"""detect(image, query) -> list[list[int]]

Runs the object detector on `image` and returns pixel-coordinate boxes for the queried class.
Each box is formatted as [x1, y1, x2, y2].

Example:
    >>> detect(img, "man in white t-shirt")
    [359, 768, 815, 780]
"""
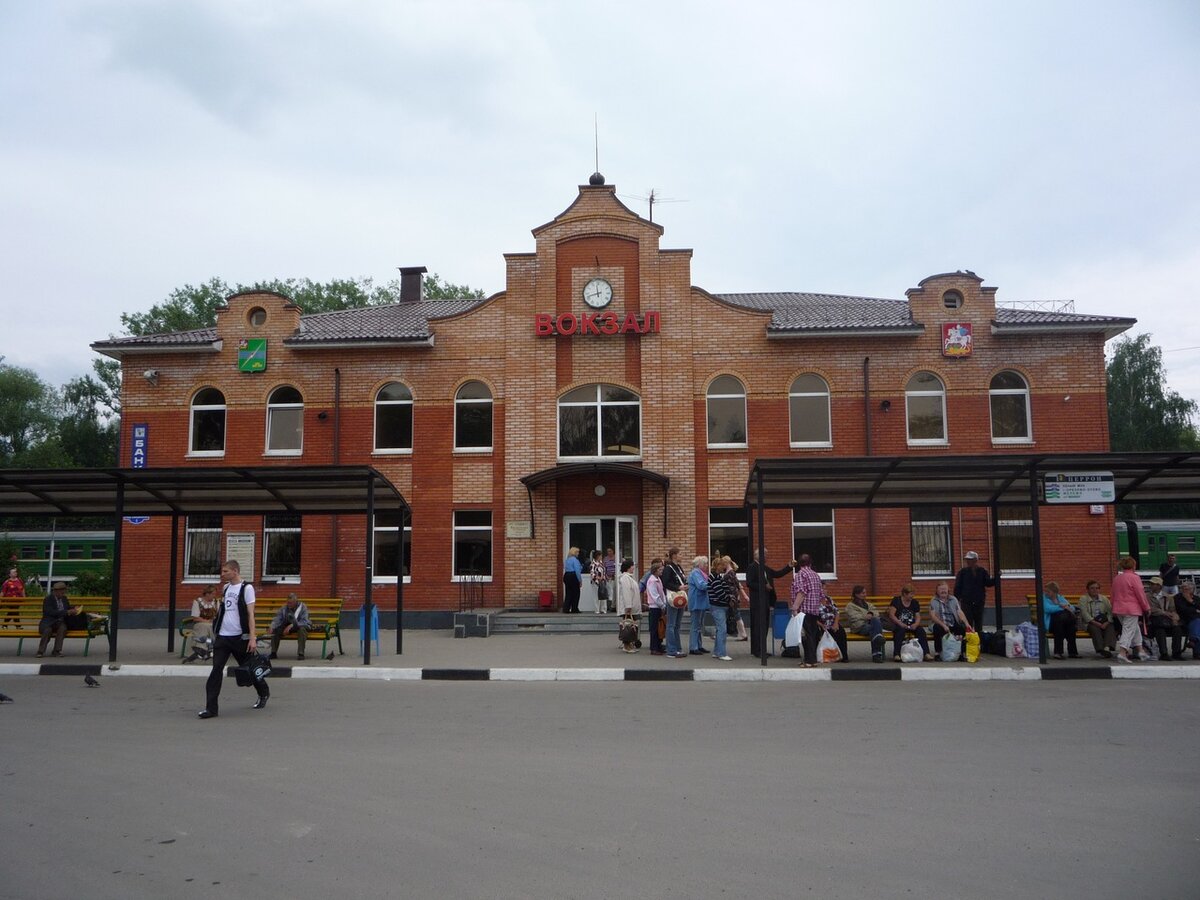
[198, 559, 269, 719]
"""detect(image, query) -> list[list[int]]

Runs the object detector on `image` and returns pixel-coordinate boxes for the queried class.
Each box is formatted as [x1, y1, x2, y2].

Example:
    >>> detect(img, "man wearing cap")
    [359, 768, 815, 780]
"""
[954, 551, 995, 634]
[1158, 554, 1181, 597]
[37, 582, 81, 658]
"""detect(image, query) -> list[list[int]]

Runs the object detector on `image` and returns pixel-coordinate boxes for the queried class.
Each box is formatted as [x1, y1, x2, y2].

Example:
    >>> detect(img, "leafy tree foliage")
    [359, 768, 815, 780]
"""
[0, 362, 59, 462]
[1107, 333, 1200, 452]
[120, 274, 487, 336]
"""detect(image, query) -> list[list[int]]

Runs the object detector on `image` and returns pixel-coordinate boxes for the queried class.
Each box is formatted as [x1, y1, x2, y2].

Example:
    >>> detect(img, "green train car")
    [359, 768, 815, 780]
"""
[1116, 520, 1200, 577]
[0, 530, 114, 591]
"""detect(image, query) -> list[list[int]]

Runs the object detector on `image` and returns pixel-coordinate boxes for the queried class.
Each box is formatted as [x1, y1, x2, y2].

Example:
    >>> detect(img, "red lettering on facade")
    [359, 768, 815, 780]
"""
[642, 311, 660, 333]
[534, 314, 554, 335]
[535, 311, 661, 336]
[599, 313, 619, 335]
[580, 313, 601, 335]
[555, 314, 578, 335]
[619, 314, 640, 334]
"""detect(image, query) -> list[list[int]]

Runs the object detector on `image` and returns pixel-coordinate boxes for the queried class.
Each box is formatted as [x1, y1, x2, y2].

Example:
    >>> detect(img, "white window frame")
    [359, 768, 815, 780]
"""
[791, 507, 837, 579]
[706, 376, 748, 449]
[183, 515, 222, 582]
[371, 512, 412, 584]
[788, 374, 832, 448]
[374, 382, 414, 455]
[451, 510, 493, 583]
[997, 506, 1035, 577]
[265, 386, 304, 456]
[910, 506, 952, 577]
[188, 388, 226, 458]
[262, 514, 302, 583]
[454, 381, 493, 453]
[557, 384, 642, 462]
[905, 372, 948, 446]
[989, 371, 1033, 444]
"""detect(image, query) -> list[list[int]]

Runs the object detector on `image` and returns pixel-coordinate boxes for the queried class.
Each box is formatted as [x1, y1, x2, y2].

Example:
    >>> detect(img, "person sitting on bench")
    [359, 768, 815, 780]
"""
[268, 593, 312, 660]
[37, 582, 81, 658]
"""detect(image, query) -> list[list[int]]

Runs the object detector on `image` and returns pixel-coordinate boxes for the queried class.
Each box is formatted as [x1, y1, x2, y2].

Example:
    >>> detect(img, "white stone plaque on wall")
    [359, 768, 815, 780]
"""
[226, 532, 255, 581]
[506, 520, 533, 539]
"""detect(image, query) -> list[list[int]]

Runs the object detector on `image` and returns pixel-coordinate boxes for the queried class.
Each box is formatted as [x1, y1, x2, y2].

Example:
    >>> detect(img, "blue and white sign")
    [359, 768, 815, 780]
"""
[131, 423, 149, 469]
[1044, 471, 1115, 504]
[124, 516, 150, 525]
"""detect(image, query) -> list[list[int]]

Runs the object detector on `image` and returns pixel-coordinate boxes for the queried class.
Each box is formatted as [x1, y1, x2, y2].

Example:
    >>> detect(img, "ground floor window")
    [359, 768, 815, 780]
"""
[997, 505, 1034, 575]
[792, 506, 835, 577]
[910, 505, 952, 576]
[708, 507, 749, 573]
[453, 510, 492, 581]
[185, 515, 222, 579]
[263, 514, 302, 581]
[373, 510, 412, 582]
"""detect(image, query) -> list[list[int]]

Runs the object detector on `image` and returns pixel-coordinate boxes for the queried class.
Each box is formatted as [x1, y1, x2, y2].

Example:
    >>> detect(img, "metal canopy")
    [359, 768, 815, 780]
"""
[743, 452, 1200, 509]
[0, 466, 409, 517]
[519, 462, 671, 537]
[0, 466, 408, 666]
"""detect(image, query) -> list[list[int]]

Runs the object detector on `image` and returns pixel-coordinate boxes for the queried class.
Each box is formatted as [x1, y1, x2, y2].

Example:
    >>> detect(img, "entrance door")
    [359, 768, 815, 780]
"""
[563, 516, 638, 613]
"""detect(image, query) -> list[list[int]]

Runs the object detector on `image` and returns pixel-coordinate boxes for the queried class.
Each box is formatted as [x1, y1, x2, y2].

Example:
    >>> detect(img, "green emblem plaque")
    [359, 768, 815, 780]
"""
[238, 338, 267, 372]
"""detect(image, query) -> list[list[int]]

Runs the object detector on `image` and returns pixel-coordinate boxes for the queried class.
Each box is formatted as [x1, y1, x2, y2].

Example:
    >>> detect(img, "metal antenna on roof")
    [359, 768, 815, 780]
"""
[594, 113, 599, 173]
[617, 188, 688, 223]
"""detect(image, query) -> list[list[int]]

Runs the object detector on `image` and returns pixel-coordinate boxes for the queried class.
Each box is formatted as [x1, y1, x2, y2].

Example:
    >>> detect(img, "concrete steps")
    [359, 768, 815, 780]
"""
[490, 612, 626, 635]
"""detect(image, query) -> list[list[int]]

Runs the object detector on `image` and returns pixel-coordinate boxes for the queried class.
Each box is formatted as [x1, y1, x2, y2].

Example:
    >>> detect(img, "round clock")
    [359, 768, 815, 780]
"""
[581, 277, 613, 309]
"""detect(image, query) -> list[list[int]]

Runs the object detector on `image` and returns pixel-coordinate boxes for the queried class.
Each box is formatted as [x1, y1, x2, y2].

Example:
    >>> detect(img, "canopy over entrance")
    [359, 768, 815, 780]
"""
[519, 462, 671, 536]
[0, 466, 409, 664]
[742, 452, 1200, 665]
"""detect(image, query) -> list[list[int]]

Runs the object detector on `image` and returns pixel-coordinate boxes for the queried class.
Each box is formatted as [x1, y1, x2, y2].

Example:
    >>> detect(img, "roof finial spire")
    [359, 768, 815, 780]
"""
[589, 113, 605, 185]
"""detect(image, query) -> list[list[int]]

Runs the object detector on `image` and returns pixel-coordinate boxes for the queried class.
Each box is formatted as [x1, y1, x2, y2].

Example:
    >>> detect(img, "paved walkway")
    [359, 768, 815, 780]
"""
[2, 626, 1198, 681]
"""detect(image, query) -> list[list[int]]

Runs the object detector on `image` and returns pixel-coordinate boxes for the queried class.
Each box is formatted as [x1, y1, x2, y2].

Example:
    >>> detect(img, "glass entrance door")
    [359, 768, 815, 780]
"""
[563, 516, 638, 613]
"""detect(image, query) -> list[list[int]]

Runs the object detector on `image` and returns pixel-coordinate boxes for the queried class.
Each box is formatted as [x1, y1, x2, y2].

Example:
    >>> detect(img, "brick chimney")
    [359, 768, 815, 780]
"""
[398, 266, 427, 303]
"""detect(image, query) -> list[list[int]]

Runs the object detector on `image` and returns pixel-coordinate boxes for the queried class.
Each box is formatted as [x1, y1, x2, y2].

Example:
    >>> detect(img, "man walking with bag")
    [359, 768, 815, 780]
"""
[198, 559, 269, 719]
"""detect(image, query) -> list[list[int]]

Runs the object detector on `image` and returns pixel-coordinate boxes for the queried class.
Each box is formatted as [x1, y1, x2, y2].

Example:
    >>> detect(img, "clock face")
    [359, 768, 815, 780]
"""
[582, 277, 613, 309]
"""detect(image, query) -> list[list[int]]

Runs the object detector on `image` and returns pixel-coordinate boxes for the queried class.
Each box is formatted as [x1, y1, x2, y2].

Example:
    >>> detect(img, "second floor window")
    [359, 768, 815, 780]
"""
[990, 371, 1031, 442]
[266, 386, 304, 454]
[454, 381, 493, 451]
[706, 375, 747, 447]
[190, 388, 226, 455]
[789, 374, 831, 447]
[558, 384, 640, 459]
[906, 372, 947, 445]
[375, 382, 414, 452]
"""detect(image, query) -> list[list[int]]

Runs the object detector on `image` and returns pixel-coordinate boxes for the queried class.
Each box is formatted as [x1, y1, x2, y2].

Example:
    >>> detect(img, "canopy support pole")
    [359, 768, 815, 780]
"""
[167, 514, 179, 652]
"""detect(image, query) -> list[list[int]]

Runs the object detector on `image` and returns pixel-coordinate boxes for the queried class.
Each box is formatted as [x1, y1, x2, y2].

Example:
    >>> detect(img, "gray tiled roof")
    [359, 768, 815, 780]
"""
[992, 307, 1134, 327]
[715, 292, 919, 332]
[92, 326, 218, 348]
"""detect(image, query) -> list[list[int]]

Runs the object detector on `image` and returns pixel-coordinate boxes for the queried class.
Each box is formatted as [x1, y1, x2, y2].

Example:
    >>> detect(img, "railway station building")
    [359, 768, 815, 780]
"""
[93, 176, 1135, 624]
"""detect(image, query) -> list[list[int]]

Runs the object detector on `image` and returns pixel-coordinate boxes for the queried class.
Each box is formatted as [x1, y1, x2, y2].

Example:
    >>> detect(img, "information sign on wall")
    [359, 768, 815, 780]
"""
[131, 423, 148, 468]
[225, 533, 256, 581]
[1043, 472, 1115, 504]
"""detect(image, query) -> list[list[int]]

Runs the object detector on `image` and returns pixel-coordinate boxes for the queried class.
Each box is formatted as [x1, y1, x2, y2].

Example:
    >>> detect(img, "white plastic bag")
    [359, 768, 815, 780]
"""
[1005, 631, 1026, 658]
[784, 613, 804, 648]
[818, 630, 842, 663]
[899, 639, 923, 663]
[940, 633, 962, 662]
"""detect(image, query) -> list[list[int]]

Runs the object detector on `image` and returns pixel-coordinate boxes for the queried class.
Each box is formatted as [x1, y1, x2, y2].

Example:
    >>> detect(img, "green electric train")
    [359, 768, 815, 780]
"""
[1116, 520, 1200, 576]
[0, 530, 114, 591]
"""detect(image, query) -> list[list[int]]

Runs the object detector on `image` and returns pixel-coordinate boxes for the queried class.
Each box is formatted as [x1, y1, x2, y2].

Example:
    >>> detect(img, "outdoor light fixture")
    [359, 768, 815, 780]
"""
[880, 399, 891, 411]
[317, 411, 328, 420]
[594, 484, 606, 497]
[143, 369, 159, 386]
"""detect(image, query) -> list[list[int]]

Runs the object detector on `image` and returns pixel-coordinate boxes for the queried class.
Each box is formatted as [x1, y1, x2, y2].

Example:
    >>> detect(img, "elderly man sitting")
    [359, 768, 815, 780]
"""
[268, 593, 312, 660]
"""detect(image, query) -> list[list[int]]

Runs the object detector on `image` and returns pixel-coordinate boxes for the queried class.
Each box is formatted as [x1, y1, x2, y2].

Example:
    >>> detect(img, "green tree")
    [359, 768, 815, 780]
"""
[0, 362, 59, 463]
[119, 274, 486, 336]
[1106, 333, 1200, 452]
[58, 371, 119, 467]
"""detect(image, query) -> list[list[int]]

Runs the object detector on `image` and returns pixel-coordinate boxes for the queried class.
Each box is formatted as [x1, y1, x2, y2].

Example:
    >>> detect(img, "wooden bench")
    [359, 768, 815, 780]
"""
[1025, 595, 1092, 638]
[0, 596, 111, 657]
[775, 596, 977, 641]
[179, 597, 345, 659]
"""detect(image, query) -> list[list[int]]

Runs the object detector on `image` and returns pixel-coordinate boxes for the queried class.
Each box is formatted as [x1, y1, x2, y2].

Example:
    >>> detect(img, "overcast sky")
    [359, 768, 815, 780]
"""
[3, 1, 1198, 404]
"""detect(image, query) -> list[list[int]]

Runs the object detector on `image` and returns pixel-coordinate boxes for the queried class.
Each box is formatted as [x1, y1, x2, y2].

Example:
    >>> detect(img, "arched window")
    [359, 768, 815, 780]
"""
[454, 381, 493, 451]
[706, 375, 747, 447]
[374, 382, 413, 452]
[189, 387, 226, 455]
[990, 371, 1031, 442]
[905, 372, 946, 445]
[266, 386, 303, 454]
[788, 374, 831, 447]
[558, 384, 641, 459]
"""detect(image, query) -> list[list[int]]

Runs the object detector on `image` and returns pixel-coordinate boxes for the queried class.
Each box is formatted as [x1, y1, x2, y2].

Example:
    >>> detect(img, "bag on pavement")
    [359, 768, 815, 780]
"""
[964, 631, 980, 663]
[940, 633, 962, 662]
[1005, 631, 1026, 659]
[899, 639, 923, 663]
[1016, 621, 1040, 659]
[818, 630, 841, 663]
[784, 613, 805, 648]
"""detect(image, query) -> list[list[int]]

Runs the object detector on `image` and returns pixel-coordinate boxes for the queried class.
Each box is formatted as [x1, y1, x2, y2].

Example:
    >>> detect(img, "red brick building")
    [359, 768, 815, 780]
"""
[93, 178, 1134, 624]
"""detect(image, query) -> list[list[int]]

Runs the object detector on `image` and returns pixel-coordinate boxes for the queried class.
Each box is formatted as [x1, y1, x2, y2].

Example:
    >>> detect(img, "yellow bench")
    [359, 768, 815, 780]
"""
[179, 597, 345, 659]
[0, 597, 111, 657]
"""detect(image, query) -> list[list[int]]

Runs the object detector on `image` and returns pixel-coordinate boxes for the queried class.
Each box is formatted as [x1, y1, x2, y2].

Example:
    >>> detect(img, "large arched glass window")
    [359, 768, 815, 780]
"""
[789, 374, 831, 447]
[375, 382, 413, 452]
[905, 372, 946, 445]
[989, 371, 1031, 442]
[189, 388, 226, 456]
[558, 384, 641, 459]
[266, 386, 304, 454]
[706, 375, 747, 447]
[454, 381, 493, 451]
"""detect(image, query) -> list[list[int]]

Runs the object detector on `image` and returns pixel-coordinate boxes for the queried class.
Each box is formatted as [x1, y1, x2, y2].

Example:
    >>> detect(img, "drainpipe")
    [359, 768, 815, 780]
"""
[330, 367, 341, 597]
[864, 356, 876, 594]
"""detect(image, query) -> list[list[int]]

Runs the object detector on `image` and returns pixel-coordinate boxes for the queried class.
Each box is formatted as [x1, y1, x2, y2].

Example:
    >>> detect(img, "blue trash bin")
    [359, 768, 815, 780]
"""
[358, 604, 380, 656]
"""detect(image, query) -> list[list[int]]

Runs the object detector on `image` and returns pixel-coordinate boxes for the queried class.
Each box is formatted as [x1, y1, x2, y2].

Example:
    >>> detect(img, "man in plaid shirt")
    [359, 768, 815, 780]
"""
[789, 554, 826, 667]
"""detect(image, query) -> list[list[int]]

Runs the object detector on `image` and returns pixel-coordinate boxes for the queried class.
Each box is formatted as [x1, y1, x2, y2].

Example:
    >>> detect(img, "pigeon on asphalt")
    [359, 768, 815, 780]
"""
[84, 675, 100, 687]
[0, 692, 13, 703]
[325, 651, 335, 661]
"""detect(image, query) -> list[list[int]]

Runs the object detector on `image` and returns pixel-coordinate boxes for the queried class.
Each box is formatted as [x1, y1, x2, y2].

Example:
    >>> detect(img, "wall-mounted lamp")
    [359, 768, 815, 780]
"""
[880, 399, 891, 412]
[594, 484, 606, 497]
[317, 411, 328, 420]
[1063, 395, 1071, 402]
[143, 369, 159, 386]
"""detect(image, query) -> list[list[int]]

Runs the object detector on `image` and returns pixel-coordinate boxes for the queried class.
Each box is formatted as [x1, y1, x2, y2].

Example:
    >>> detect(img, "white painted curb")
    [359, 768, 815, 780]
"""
[549, 668, 625, 681]
[0, 664, 42, 676]
[762, 668, 832, 681]
[694, 668, 765, 682]
[490, 668, 557, 681]
[1112, 664, 1200, 679]
[291, 667, 422, 680]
